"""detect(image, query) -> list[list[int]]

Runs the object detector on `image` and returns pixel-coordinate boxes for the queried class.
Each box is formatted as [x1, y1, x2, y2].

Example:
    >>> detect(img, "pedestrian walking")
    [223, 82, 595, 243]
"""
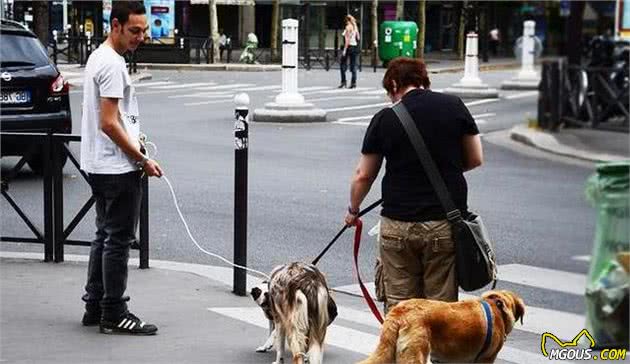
[80, 1, 163, 335]
[489, 27, 500, 57]
[338, 14, 360, 89]
[344, 58, 483, 313]
[219, 29, 228, 61]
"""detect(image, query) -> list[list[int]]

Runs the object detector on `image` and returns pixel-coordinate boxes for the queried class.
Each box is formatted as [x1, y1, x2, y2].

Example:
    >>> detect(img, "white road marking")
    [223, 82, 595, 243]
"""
[334, 282, 585, 342]
[336, 115, 374, 122]
[572, 255, 591, 262]
[208, 306, 570, 363]
[332, 121, 370, 126]
[208, 307, 378, 355]
[315, 87, 374, 94]
[169, 92, 233, 99]
[240, 85, 282, 92]
[307, 96, 381, 103]
[359, 89, 386, 95]
[472, 113, 496, 119]
[184, 98, 234, 106]
[324, 102, 390, 113]
[151, 82, 212, 90]
[133, 81, 175, 88]
[505, 91, 539, 99]
[464, 98, 501, 107]
[497, 264, 586, 296]
[194, 83, 256, 91]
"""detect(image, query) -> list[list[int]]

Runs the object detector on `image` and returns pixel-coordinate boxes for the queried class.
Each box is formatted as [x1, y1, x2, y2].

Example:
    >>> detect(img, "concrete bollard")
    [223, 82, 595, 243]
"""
[253, 19, 326, 123]
[275, 19, 304, 105]
[444, 32, 498, 98]
[502, 21, 540, 90]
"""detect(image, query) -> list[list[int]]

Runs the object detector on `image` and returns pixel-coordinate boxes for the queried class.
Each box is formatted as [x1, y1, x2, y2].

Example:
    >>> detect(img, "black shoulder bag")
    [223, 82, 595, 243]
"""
[391, 102, 497, 292]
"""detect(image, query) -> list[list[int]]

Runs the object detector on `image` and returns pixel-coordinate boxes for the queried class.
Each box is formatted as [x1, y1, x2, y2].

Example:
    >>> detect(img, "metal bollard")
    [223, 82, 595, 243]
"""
[52, 30, 58, 64]
[233, 93, 250, 296]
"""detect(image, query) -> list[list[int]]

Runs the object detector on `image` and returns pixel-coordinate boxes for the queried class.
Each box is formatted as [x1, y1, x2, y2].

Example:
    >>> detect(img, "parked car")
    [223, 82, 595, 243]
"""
[0, 19, 71, 174]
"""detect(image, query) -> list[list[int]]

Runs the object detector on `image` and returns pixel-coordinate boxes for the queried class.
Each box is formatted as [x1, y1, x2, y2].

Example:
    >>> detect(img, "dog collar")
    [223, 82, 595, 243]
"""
[474, 300, 494, 362]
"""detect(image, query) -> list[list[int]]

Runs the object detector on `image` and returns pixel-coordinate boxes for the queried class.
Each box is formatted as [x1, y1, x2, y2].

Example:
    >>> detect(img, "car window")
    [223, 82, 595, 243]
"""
[0, 33, 50, 68]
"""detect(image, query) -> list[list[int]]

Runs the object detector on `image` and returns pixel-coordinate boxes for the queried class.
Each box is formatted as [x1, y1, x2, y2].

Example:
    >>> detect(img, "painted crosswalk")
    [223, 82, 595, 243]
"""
[208, 262, 588, 364]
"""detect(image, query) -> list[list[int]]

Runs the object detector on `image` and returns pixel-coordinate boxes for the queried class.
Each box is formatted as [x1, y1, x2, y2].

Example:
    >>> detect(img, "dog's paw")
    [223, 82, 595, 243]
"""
[272, 360, 284, 364]
[256, 344, 272, 353]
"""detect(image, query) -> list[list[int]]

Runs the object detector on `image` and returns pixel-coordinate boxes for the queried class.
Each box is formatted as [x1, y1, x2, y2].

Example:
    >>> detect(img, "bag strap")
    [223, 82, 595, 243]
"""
[391, 102, 462, 222]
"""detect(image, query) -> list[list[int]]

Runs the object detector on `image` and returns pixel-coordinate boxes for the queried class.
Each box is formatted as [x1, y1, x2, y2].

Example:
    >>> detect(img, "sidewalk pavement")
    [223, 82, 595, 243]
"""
[510, 124, 629, 163]
[0, 252, 368, 364]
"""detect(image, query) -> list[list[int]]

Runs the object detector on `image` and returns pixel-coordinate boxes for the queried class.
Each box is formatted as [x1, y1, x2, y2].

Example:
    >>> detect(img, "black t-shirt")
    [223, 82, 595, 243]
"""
[361, 89, 479, 222]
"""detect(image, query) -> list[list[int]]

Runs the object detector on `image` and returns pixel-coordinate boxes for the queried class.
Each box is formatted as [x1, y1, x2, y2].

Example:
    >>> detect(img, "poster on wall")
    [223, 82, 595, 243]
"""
[144, 0, 175, 44]
[103, 0, 112, 35]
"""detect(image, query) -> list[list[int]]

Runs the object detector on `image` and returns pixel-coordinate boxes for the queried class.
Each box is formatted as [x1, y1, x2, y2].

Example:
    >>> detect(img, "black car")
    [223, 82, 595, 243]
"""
[0, 19, 71, 174]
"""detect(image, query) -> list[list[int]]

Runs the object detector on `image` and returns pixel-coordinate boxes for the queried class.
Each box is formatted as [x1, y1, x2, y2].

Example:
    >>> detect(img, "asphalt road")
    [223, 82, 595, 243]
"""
[1, 67, 597, 321]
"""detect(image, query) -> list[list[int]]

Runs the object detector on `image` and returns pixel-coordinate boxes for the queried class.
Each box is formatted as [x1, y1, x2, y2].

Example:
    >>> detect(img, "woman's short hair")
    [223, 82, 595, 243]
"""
[382, 57, 431, 95]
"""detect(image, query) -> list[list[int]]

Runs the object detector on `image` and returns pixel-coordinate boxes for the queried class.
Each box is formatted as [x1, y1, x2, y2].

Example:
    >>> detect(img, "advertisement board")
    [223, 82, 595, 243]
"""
[144, 0, 175, 44]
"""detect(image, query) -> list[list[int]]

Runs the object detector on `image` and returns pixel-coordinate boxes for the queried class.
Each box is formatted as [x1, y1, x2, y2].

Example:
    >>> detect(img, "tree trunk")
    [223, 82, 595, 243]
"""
[416, 0, 425, 58]
[396, 0, 404, 20]
[32, 1, 49, 45]
[271, 0, 280, 60]
[457, 1, 467, 60]
[372, 0, 378, 60]
[209, 0, 220, 63]
[318, 5, 325, 51]
[566, 1, 585, 65]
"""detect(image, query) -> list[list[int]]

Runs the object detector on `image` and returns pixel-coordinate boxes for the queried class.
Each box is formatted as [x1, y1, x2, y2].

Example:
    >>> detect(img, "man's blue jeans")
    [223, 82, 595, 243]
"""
[82, 171, 142, 321]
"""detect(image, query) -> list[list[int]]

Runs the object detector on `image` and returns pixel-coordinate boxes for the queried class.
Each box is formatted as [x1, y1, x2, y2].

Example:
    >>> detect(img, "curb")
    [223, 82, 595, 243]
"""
[509, 124, 627, 163]
[136, 63, 281, 72]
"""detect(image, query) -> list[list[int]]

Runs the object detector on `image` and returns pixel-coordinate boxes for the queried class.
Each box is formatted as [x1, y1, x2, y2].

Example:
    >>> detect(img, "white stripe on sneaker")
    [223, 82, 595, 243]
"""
[117, 318, 127, 328]
[140, 321, 145, 328]
[124, 320, 134, 329]
[128, 322, 136, 330]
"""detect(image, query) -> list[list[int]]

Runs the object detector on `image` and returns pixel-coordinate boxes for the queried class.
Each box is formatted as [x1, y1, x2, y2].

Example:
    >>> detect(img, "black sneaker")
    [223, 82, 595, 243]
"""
[100, 313, 158, 335]
[82, 310, 101, 326]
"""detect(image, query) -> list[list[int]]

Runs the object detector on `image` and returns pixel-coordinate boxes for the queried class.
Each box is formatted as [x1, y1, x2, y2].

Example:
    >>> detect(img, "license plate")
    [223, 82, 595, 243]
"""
[1, 90, 31, 105]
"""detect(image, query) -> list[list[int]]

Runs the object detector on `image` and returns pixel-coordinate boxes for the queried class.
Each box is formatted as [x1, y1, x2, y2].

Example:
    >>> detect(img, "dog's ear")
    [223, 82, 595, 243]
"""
[251, 287, 262, 300]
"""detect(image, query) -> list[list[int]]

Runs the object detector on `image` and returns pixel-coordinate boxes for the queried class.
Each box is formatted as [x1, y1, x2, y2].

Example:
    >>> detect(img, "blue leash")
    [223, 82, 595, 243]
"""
[474, 300, 494, 362]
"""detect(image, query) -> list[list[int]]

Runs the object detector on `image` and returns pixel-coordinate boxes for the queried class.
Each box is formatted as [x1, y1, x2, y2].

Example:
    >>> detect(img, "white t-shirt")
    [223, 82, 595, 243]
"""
[80, 44, 141, 174]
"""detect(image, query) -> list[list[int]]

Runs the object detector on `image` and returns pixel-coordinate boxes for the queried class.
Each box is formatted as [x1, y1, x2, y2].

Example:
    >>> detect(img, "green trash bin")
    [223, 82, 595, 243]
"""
[584, 161, 630, 349]
[378, 21, 418, 66]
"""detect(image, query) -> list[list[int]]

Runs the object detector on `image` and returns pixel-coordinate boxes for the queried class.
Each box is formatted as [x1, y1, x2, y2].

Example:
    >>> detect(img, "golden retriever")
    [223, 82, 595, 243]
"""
[358, 290, 525, 364]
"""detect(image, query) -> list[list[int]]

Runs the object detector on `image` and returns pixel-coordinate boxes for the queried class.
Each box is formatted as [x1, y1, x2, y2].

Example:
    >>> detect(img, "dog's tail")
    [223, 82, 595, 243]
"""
[305, 285, 330, 364]
[357, 314, 400, 364]
[287, 289, 310, 357]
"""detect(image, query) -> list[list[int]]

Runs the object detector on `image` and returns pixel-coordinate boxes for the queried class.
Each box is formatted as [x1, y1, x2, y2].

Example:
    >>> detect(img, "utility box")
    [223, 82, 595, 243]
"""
[378, 21, 418, 66]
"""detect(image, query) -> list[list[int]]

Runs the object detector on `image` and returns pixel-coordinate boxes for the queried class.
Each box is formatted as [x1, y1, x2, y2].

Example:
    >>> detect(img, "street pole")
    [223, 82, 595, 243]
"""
[62, 0, 68, 32]
[233, 93, 250, 297]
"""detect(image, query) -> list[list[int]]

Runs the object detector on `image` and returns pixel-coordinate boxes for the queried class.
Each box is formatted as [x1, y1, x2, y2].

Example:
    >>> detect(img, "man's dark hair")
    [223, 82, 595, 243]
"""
[110, 1, 146, 27]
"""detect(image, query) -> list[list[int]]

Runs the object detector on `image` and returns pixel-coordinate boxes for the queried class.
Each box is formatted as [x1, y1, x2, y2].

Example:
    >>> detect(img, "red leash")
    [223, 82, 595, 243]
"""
[352, 219, 384, 324]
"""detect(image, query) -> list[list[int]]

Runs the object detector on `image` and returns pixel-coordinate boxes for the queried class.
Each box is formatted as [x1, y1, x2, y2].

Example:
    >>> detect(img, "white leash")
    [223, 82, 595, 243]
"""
[143, 139, 270, 280]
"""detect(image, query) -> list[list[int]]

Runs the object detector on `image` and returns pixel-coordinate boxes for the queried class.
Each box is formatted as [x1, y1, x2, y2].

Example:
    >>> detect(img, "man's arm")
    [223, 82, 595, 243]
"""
[100, 97, 163, 176]
[462, 134, 483, 172]
[345, 153, 383, 225]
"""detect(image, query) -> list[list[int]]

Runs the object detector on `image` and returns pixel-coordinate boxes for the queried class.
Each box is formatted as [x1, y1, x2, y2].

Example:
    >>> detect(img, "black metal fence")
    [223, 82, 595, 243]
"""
[538, 59, 629, 131]
[0, 132, 150, 267]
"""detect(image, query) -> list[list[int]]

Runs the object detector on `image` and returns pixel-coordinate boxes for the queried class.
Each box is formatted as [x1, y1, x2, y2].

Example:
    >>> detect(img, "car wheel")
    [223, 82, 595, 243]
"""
[27, 153, 68, 175]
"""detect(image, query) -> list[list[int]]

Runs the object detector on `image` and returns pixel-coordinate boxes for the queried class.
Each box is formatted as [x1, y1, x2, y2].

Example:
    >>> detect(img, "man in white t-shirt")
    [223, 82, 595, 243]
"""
[80, 1, 163, 336]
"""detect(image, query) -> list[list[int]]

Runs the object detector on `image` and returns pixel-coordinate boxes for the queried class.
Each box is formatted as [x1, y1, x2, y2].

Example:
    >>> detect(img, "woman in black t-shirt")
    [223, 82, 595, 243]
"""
[344, 58, 483, 312]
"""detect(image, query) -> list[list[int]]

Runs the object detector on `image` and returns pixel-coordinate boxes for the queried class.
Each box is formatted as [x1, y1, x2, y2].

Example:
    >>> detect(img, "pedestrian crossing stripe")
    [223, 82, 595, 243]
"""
[133, 81, 175, 88]
[193, 83, 256, 91]
[151, 82, 214, 90]
[168, 92, 233, 99]
[207, 306, 568, 364]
